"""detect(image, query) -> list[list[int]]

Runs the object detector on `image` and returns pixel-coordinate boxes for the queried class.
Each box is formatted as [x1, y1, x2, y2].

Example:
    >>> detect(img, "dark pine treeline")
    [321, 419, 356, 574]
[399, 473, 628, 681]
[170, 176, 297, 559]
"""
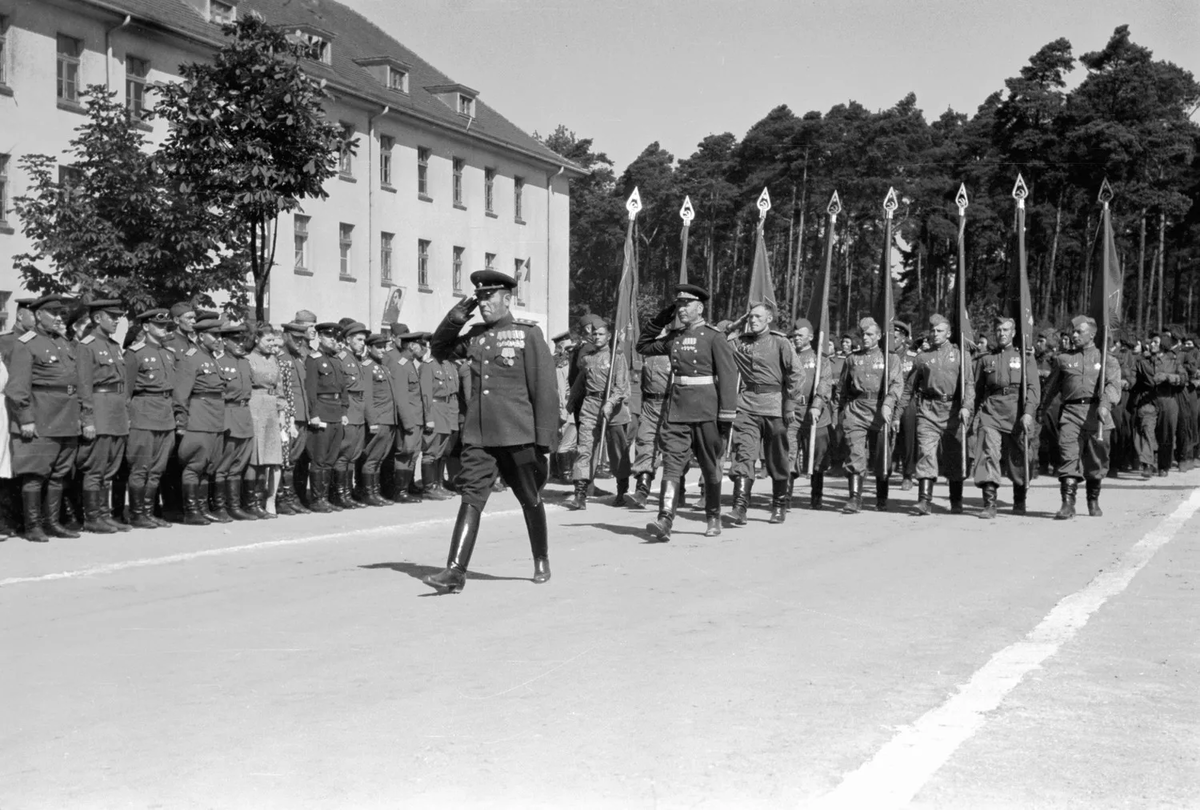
[543, 26, 1200, 338]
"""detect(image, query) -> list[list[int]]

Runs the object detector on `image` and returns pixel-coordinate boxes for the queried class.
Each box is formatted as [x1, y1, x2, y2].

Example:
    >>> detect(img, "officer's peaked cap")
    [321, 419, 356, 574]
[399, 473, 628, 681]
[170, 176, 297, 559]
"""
[388, 322, 411, 336]
[281, 321, 309, 334]
[551, 330, 572, 342]
[88, 298, 124, 315]
[674, 284, 709, 303]
[30, 294, 76, 312]
[892, 319, 911, 336]
[218, 322, 248, 336]
[792, 317, 814, 334]
[137, 308, 172, 324]
[342, 321, 369, 338]
[470, 269, 517, 293]
[315, 321, 343, 336]
[366, 333, 390, 347]
[193, 318, 224, 333]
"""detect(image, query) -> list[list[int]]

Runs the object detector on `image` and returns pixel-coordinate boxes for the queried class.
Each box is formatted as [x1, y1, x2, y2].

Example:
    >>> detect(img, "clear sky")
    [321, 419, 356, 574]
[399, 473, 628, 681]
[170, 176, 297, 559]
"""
[338, 0, 1200, 171]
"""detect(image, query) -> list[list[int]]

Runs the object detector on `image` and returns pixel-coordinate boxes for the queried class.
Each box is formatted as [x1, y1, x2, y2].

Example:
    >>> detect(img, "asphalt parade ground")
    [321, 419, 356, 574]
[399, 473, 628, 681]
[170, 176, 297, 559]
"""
[2, 471, 1198, 809]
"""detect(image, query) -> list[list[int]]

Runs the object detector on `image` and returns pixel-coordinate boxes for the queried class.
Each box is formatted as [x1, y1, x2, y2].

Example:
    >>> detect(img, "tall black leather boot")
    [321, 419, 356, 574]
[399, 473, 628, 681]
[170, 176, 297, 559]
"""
[568, 479, 588, 511]
[82, 490, 118, 534]
[126, 485, 160, 529]
[729, 475, 751, 526]
[207, 480, 234, 523]
[979, 483, 998, 519]
[810, 472, 825, 510]
[287, 465, 312, 514]
[254, 476, 278, 519]
[1085, 479, 1103, 517]
[101, 483, 130, 531]
[647, 478, 679, 542]
[44, 481, 81, 538]
[875, 477, 890, 512]
[949, 480, 965, 514]
[362, 473, 389, 506]
[628, 473, 652, 509]
[421, 460, 451, 501]
[768, 478, 788, 524]
[20, 478, 49, 543]
[308, 470, 333, 513]
[182, 482, 212, 525]
[324, 469, 345, 511]
[198, 481, 224, 523]
[1054, 478, 1077, 520]
[338, 467, 365, 509]
[1012, 485, 1027, 516]
[392, 468, 422, 504]
[913, 478, 934, 515]
[525, 502, 551, 584]
[144, 486, 172, 527]
[423, 502, 482, 594]
[703, 478, 722, 537]
[274, 468, 300, 515]
[841, 474, 862, 514]
[611, 477, 630, 507]
[225, 477, 258, 521]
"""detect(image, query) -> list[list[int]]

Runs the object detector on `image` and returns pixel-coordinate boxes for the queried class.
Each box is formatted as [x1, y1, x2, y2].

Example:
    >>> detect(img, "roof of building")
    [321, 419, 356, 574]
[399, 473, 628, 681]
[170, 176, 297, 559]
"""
[81, 0, 584, 175]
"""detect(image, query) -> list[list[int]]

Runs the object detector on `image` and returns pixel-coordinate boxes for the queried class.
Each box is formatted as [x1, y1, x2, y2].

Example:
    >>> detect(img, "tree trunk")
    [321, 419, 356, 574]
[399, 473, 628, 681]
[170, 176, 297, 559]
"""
[1044, 193, 1063, 323]
[1136, 211, 1146, 334]
[1156, 213, 1166, 331]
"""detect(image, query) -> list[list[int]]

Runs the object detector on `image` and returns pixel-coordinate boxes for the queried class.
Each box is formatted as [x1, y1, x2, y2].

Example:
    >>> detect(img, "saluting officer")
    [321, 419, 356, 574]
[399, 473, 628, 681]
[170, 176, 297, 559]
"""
[4, 294, 83, 542]
[971, 316, 1040, 517]
[304, 322, 349, 512]
[212, 323, 259, 522]
[332, 322, 369, 509]
[423, 270, 558, 594]
[903, 314, 975, 515]
[76, 298, 131, 534]
[360, 333, 400, 506]
[726, 303, 800, 525]
[566, 319, 631, 510]
[1038, 315, 1122, 519]
[787, 318, 834, 510]
[838, 317, 904, 514]
[628, 352, 672, 508]
[419, 343, 461, 501]
[173, 315, 227, 526]
[384, 324, 427, 503]
[636, 284, 738, 541]
[123, 309, 177, 529]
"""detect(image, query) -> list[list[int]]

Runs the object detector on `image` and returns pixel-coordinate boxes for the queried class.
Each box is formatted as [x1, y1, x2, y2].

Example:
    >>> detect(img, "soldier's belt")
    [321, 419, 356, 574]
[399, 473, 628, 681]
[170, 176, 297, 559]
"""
[134, 391, 171, 398]
[316, 393, 342, 401]
[675, 375, 715, 387]
[349, 391, 364, 399]
[643, 392, 666, 400]
[988, 385, 1019, 395]
[431, 395, 451, 402]
[93, 383, 125, 394]
[252, 385, 277, 395]
[743, 383, 781, 394]
[190, 392, 222, 400]
[32, 383, 77, 394]
[853, 391, 880, 399]
[920, 391, 954, 402]
[1063, 397, 1098, 405]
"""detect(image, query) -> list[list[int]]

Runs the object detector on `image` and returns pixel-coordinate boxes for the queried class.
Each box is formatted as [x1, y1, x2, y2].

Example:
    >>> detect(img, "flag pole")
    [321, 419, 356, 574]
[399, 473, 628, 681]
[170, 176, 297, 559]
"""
[1012, 174, 1031, 486]
[956, 183, 969, 476]
[679, 196, 694, 285]
[1096, 178, 1114, 442]
[881, 188, 898, 470]
[807, 191, 840, 476]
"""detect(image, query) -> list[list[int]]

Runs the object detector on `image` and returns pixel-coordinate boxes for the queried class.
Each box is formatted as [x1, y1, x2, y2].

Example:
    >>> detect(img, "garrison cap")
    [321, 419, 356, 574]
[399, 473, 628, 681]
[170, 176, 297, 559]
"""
[282, 321, 309, 334]
[928, 314, 949, 328]
[169, 302, 195, 318]
[387, 322, 411, 336]
[792, 317, 814, 334]
[892, 319, 911, 336]
[30, 294, 76, 312]
[137, 308, 173, 325]
[218, 322, 247, 336]
[193, 317, 224, 333]
[674, 283, 709, 303]
[551, 330, 572, 343]
[88, 298, 124, 316]
[1037, 327, 1057, 341]
[858, 316, 879, 333]
[578, 313, 604, 330]
[365, 333, 390, 348]
[341, 321, 369, 338]
[1070, 315, 1096, 330]
[315, 321, 342, 336]
[293, 309, 318, 324]
[470, 269, 518, 294]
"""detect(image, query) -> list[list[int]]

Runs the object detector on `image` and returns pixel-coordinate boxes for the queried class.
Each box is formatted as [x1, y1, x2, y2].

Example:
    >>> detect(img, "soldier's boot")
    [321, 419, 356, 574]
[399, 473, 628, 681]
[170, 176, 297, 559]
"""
[420, 461, 452, 502]
[342, 468, 367, 509]
[729, 475, 751, 526]
[979, 483, 998, 520]
[253, 477, 279, 519]
[392, 468, 423, 504]
[126, 485, 159, 530]
[512, 469, 551, 584]
[324, 469, 346, 511]
[1012, 485, 1028, 516]
[693, 478, 706, 510]
[875, 477, 890, 512]
[704, 480, 722, 537]
[1054, 478, 1077, 520]
[948, 481, 965, 514]
[646, 478, 679, 542]
[224, 478, 258, 521]
[841, 474, 862, 514]
[195, 481, 224, 523]
[628, 473, 652, 509]
[182, 483, 212, 526]
[144, 487, 172, 527]
[273, 470, 297, 516]
[203, 479, 233, 524]
[307, 470, 334, 513]
[423, 502, 481, 594]
[44, 481, 82, 539]
[61, 483, 83, 532]
[611, 477, 630, 507]
[20, 480, 50, 543]
[568, 480, 588, 511]
[102, 484, 131, 532]
[1086, 479, 1103, 517]
[912, 479, 934, 516]
[82, 490, 118, 534]
[810, 473, 825, 511]
[287, 467, 312, 514]
[362, 473, 389, 507]
[768, 478, 788, 524]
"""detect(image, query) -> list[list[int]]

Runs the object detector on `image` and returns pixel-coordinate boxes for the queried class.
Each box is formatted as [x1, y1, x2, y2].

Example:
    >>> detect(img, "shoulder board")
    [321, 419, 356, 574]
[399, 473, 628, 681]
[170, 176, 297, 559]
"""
[337, 351, 347, 359]
[18, 332, 35, 344]
[80, 335, 95, 345]
[770, 329, 788, 338]
[185, 347, 197, 357]
[130, 341, 146, 351]
[398, 357, 409, 366]
[362, 359, 373, 367]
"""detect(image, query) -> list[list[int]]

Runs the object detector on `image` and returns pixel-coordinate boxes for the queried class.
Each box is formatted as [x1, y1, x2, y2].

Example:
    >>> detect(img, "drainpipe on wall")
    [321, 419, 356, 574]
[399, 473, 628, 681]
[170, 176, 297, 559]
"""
[105, 15, 132, 89]
[548, 166, 564, 335]
[366, 104, 389, 327]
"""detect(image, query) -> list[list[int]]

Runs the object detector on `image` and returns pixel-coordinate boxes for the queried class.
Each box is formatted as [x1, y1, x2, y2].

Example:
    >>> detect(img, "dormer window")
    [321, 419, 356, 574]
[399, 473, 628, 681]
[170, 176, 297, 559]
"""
[289, 25, 335, 65]
[458, 94, 474, 117]
[425, 83, 480, 117]
[209, 0, 236, 24]
[356, 56, 411, 94]
[387, 66, 408, 92]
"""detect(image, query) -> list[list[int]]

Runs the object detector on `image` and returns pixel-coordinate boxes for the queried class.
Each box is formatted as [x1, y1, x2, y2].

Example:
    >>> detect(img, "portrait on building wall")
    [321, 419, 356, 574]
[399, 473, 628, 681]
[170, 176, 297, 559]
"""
[382, 287, 405, 326]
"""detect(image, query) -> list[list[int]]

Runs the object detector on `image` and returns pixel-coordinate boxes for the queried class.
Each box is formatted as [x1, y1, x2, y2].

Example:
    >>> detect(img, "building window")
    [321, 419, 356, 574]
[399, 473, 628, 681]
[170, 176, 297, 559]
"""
[452, 157, 464, 206]
[210, 0, 236, 24]
[0, 154, 8, 224]
[297, 32, 331, 64]
[339, 123, 354, 176]
[417, 147, 430, 198]
[57, 34, 82, 104]
[294, 215, 310, 273]
[381, 232, 394, 284]
[452, 246, 464, 293]
[58, 166, 83, 201]
[379, 135, 393, 187]
[126, 56, 150, 120]
[0, 291, 9, 332]
[387, 66, 407, 92]
[484, 168, 495, 214]
[0, 17, 9, 87]
[458, 95, 474, 117]
[514, 176, 525, 222]
[418, 239, 431, 289]
[339, 223, 354, 277]
[484, 252, 496, 272]
[515, 259, 528, 306]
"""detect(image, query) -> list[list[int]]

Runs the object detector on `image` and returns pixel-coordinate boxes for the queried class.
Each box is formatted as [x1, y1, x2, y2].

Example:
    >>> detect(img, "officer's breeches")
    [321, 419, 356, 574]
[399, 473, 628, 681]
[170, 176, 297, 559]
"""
[393, 427, 421, 473]
[1056, 407, 1109, 481]
[363, 425, 397, 473]
[178, 431, 222, 484]
[306, 423, 344, 472]
[77, 434, 126, 489]
[730, 412, 789, 481]
[972, 424, 1030, 487]
[631, 398, 664, 475]
[457, 443, 547, 512]
[216, 433, 252, 481]
[659, 420, 724, 483]
[337, 423, 366, 469]
[126, 428, 172, 489]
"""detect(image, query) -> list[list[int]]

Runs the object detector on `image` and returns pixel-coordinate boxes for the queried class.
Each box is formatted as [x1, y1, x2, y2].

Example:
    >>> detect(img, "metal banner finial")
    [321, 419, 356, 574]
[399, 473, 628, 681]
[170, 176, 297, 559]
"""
[626, 187, 642, 220]
[757, 187, 772, 220]
[1098, 177, 1114, 208]
[1012, 174, 1029, 210]
[956, 183, 969, 216]
[883, 187, 898, 219]
[680, 195, 695, 227]
[827, 190, 842, 219]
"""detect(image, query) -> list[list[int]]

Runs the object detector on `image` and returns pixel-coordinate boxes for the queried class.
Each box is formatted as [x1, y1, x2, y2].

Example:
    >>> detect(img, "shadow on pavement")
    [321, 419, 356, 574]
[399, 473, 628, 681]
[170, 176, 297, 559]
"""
[574, 522, 655, 542]
[359, 562, 530, 595]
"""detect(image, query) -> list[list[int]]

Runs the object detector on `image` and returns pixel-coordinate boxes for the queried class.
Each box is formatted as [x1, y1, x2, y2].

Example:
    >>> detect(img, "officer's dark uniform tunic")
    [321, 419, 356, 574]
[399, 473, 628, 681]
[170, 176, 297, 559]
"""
[76, 330, 129, 490]
[362, 355, 400, 475]
[215, 351, 254, 485]
[728, 328, 799, 482]
[304, 348, 348, 474]
[6, 327, 81, 479]
[335, 350, 368, 475]
[568, 347, 631, 480]
[124, 336, 175, 491]
[384, 347, 424, 476]
[839, 346, 904, 477]
[901, 341, 975, 482]
[971, 343, 1040, 488]
[173, 345, 225, 485]
[1131, 348, 1181, 473]
[1039, 344, 1122, 481]
[787, 343, 834, 474]
[421, 358, 460, 461]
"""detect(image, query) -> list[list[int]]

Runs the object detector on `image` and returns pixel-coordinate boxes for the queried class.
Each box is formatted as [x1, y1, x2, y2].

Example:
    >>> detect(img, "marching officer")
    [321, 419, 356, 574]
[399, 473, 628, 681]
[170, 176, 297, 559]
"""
[838, 317, 904, 514]
[360, 333, 401, 506]
[903, 314, 975, 515]
[566, 319, 631, 510]
[726, 303, 800, 525]
[123, 309, 177, 529]
[420, 342, 461, 501]
[173, 315, 227, 526]
[628, 352, 672, 508]
[1131, 331, 1182, 478]
[4, 294, 83, 542]
[384, 324, 426, 503]
[76, 298, 131, 533]
[636, 284, 738, 540]
[304, 322, 349, 513]
[787, 318, 834, 510]
[423, 269, 558, 594]
[1038, 315, 1122, 519]
[333, 322, 369, 509]
[971, 316, 1040, 517]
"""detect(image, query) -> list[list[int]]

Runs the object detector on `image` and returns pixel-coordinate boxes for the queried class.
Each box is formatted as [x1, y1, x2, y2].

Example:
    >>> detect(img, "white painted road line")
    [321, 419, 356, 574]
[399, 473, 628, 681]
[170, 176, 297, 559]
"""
[811, 485, 1200, 810]
[0, 508, 529, 588]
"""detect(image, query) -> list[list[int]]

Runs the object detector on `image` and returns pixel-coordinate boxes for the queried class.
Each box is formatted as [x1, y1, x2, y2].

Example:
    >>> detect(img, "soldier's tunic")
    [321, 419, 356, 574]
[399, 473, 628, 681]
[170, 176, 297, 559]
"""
[971, 344, 1040, 487]
[901, 341, 975, 481]
[5, 328, 81, 478]
[384, 348, 423, 475]
[827, 352, 849, 466]
[304, 348, 348, 474]
[336, 351, 368, 473]
[430, 311, 557, 512]
[215, 352, 254, 483]
[567, 346, 631, 481]
[1131, 349, 1181, 472]
[162, 331, 197, 368]
[894, 347, 919, 478]
[1171, 345, 1197, 467]
[1110, 345, 1136, 472]
[787, 344, 834, 474]
[361, 357, 399, 475]
[1039, 344, 1122, 481]
[636, 318, 738, 485]
[839, 346, 904, 478]
[421, 358, 460, 461]
[1181, 346, 1200, 464]
[75, 331, 130, 491]
[173, 346, 225, 485]
[554, 355, 577, 455]
[124, 336, 175, 490]
[728, 329, 799, 482]
[631, 353, 671, 476]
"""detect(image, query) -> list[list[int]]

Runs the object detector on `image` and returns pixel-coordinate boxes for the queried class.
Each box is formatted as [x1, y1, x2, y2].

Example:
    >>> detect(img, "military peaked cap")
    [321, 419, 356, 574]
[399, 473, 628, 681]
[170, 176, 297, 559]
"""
[892, 320, 911, 336]
[30, 294, 75, 312]
[674, 283, 709, 303]
[137, 309, 173, 325]
[342, 321, 369, 338]
[365, 333, 390, 348]
[315, 321, 342, 336]
[470, 269, 518, 293]
[88, 298, 124, 315]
